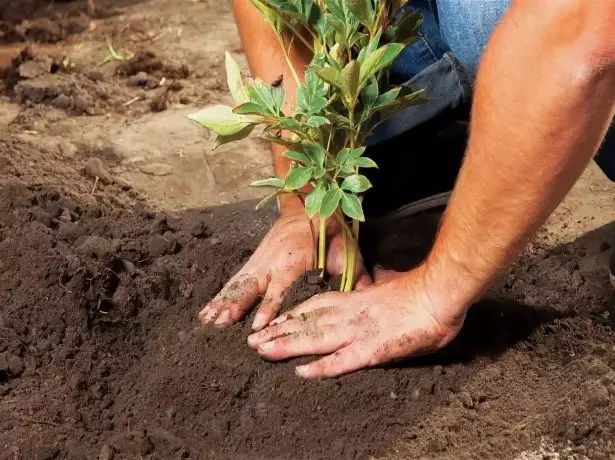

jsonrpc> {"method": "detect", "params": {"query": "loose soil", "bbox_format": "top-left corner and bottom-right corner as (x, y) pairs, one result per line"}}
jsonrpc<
(2, 1), (615, 459)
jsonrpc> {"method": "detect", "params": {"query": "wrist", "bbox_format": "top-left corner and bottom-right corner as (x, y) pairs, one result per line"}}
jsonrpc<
(420, 244), (487, 314)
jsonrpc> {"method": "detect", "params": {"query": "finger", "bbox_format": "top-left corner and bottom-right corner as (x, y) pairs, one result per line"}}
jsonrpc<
(354, 268), (373, 290)
(256, 325), (350, 361)
(248, 306), (346, 348)
(268, 291), (343, 326)
(198, 274), (261, 328)
(251, 277), (291, 332)
(295, 345), (371, 379)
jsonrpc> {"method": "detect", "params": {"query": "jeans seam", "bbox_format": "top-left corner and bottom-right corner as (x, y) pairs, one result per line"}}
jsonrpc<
(443, 52), (471, 103)
(418, 32), (439, 63)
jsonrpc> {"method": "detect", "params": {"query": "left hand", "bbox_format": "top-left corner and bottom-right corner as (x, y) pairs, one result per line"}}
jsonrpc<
(247, 265), (469, 378)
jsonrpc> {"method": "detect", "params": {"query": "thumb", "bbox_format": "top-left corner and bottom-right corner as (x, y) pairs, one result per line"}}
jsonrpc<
(326, 232), (372, 289)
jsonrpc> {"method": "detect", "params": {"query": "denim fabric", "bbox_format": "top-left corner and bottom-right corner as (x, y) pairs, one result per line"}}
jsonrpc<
(370, 0), (615, 181)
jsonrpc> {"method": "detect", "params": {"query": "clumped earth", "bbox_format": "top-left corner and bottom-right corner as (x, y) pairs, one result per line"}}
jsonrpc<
(2, 1), (615, 460)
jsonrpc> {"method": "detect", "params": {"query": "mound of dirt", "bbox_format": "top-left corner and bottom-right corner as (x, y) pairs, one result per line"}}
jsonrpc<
(1, 181), (615, 459)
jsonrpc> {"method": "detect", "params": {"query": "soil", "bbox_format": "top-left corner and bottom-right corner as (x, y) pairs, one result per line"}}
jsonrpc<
(2, 1), (615, 460)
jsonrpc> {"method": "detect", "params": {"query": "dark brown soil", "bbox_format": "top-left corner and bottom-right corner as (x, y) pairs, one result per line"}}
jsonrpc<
(2, 0), (615, 459)
(1, 179), (615, 459)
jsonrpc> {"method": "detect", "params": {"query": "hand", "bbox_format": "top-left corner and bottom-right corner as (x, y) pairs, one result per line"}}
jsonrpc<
(198, 209), (371, 331)
(246, 266), (468, 378)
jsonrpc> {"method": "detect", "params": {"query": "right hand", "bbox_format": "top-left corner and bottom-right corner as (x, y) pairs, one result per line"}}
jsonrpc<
(198, 208), (372, 332)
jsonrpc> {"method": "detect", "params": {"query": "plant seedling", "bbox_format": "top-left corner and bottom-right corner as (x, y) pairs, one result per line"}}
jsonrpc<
(190, 0), (426, 292)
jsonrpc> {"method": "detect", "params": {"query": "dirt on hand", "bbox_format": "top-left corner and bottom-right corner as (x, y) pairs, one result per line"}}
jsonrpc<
(1, 0), (615, 459)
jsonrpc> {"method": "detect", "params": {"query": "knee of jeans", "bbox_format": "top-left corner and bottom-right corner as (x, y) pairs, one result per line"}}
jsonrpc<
(435, 0), (510, 75)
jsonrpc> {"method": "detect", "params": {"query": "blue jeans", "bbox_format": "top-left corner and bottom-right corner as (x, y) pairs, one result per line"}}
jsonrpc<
(367, 0), (615, 181)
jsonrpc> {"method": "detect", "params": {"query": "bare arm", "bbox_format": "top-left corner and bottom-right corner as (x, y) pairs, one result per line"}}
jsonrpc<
(426, 0), (615, 306)
(232, 0), (312, 214)
(250, 0), (615, 379)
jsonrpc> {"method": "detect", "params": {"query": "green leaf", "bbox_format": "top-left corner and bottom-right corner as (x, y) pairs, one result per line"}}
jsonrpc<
(341, 174), (372, 193)
(359, 43), (405, 86)
(250, 0), (282, 32)
(302, 142), (326, 167)
(285, 166), (314, 190)
(349, 146), (367, 161)
(341, 192), (365, 221)
(272, 117), (303, 131)
(233, 102), (268, 116)
(361, 77), (379, 112)
(373, 87), (401, 111)
(250, 177), (285, 188)
(225, 52), (248, 105)
(315, 66), (343, 89)
(393, 9), (423, 45)
(341, 60), (360, 108)
(305, 182), (326, 218)
(320, 187), (342, 219)
(213, 125), (255, 150)
(306, 115), (330, 128)
(354, 156), (378, 168)
(189, 105), (253, 136)
(246, 79), (284, 115)
(346, 0), (373, 27)
(283, 150), (311, 164)
(337, 146), (365, 165)
(297, 70), (328, 115)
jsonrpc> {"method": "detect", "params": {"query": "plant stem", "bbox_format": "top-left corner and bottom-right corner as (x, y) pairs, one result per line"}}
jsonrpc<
(318, 217), (327, 273)
(343, 219), (360, 292)
(274, 31), (301, 86)
(280, 17), (315, 53)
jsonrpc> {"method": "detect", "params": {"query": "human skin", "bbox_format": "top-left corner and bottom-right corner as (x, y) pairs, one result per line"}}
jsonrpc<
(202, 0), (615, 378)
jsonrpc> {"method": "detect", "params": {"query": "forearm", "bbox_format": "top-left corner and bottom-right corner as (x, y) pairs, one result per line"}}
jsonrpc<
(424, 0), (615, 307)
(232, 0), (312, 213)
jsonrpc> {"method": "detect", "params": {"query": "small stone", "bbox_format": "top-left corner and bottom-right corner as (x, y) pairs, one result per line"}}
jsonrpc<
(7, 355), (24, 377)
(457, 391), (474, 409)
(139, 162), (173, 176)
(98, 444), (115, 460)
(389, 391), (398, 400)
(410, 388), (420, 401)
(51, 93), (71, 110)
(166, 407), (175, 418)
(18, 56), (53, 79)
(209, 237), (220, 246)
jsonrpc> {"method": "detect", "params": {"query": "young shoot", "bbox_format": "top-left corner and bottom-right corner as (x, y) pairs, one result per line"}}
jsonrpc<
(189, 0), (426, 292)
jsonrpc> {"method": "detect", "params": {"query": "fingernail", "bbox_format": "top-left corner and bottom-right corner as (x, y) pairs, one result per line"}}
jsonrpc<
(203, 308), (218, 324)
(258, 342), (274, 353)
(247, 333), (258, 347)
(215, 310), (230, 326)
(199, 306), (211, 320)
(251, 312), (267, 331)
(295, 365), (309, 377)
